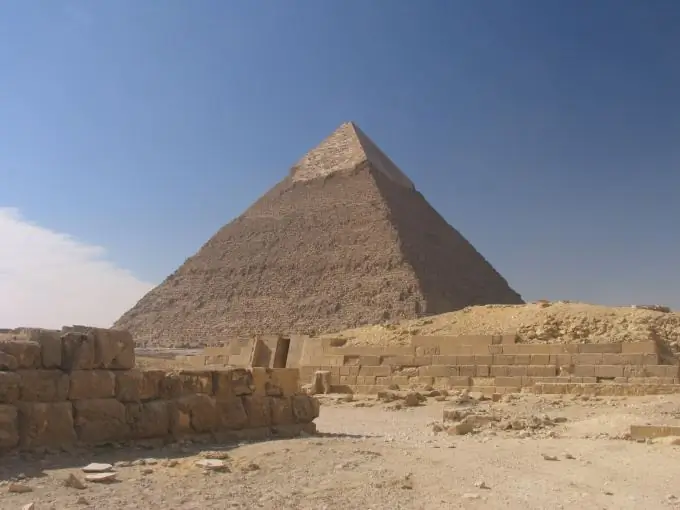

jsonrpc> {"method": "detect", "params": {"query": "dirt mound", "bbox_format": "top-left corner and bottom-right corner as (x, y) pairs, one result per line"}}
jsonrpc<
(325, 301), (680, 351)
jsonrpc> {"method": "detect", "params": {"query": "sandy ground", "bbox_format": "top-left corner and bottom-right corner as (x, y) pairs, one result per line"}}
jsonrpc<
(3, 392), (680, 509)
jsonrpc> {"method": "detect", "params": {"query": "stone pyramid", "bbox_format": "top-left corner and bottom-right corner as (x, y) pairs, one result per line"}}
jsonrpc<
(115, 122), (523, 346)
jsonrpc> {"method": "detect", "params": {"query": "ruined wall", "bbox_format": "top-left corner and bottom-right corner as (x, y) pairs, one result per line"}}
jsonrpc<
(171, 332), (680, 397)
(0, 328), (319, 453)
(179, 335), (307, 370)
(297, 334), (680, 397)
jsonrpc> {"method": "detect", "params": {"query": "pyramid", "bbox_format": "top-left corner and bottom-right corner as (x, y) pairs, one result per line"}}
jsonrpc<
(115, 122), (523, 346)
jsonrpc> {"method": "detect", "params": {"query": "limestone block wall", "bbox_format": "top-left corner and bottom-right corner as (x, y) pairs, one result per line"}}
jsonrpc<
(0, 328), (319, 453)
(298, 334), (680, 396)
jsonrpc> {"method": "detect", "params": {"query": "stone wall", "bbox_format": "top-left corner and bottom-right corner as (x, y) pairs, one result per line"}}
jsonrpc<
(170, 332), (680, 397)
(0, 328), (319, 453)
(298, 334), (680, 397)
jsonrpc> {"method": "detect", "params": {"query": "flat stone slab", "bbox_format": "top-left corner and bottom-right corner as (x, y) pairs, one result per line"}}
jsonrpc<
(82, 463), (113, 473)
(85, 472), (117, 483)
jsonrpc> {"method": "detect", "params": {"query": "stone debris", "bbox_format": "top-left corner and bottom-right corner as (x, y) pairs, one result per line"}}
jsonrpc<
(440, 396), (568, 437)
(8, 483), (32, 493)
(377, 390), (427, 408)
(85, 472), (117, 483)
(82, 462), (113, 473)
(64, 473), (86, 490)
(447, 421), (476, 436)
(195, 459), (230, 472)
(652, 436), (680, 445)
(474, 480), (490, 489)
(238, 462), (260, 473)
(22, 503), (35, 510)
(404, 393), (421, 407)
(542, 454), (559, 461)
(201, 450), (230, 460)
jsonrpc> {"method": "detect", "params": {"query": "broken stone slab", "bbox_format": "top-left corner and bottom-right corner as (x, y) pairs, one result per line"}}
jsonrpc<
(195, 459), (230, 472)
(85, 472), (117, 483)
(82, 462), (113, 473)
(8, 482), (32, 493)
(447, 421), (475, 435)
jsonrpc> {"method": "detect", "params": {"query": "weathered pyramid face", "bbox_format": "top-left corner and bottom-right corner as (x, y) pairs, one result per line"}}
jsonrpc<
(115, 122), (523, 346)
(290, 122), (415, 189)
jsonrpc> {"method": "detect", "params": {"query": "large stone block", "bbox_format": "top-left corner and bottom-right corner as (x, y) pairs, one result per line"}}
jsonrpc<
(28, 330), (62, 368)
(213, 368), (254, 397)
(242, 396), (271, 428)
(0, 340), (41, 369)
(177, 370), (213, 394)
(0, 404), (18, 450)
(0, 372), (21, 404)
(61, 332), (95, 370)
(271, 369), (300, 397)
(270, 397), (294, 425)
(252, 368), (298, 397)
(19, 370), (70, 402)
(69, 370), (115, 400)
(291, 395), (320, 423)
(115, 369), (163, 402)
(171, 395), (218, 436)
(251, 367), (272, 396)
(159, 372), (184, 399)
(91, 328), (135, 369)
(216, 396), (249, 430)
(18, 402), (77, 449)
(126, 401), (171, 439)
(0, 352), (18, 371)
(73, 398), (128, 443)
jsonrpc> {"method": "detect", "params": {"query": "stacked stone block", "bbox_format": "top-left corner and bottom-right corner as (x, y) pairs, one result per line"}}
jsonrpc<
(0, 328), (319, 453)
(297, 334), (680, 396)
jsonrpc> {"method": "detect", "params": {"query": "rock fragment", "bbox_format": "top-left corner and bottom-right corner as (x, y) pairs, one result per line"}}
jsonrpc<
(64, 473), (86, 490)
(82, 462), (113, 473)
(8, 483), (32, 493)
(85, 472), (117, 483)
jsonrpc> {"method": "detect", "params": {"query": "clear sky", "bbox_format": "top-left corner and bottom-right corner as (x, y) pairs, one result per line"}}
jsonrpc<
(1, 1), (679, 328)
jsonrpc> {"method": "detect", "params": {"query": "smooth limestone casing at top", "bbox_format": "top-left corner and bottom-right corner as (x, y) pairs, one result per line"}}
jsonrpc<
(180, 333), (680, 397)
(0, 327), (319, 453)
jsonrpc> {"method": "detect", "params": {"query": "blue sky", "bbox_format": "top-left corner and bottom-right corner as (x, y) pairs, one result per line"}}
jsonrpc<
(1, 1), (679, 326)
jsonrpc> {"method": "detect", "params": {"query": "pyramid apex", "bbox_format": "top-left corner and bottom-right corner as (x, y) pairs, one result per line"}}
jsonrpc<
(290, 122), (415, 189)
